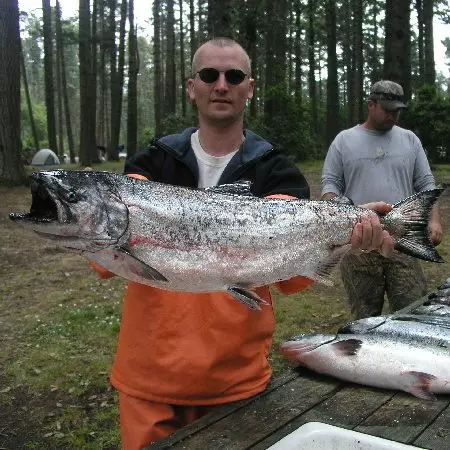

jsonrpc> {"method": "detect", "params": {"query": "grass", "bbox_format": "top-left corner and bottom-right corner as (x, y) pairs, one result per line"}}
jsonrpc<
(1, 161), (450, 448)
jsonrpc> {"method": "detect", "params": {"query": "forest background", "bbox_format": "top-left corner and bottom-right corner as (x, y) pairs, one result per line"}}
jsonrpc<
(2, 0), (450, 184)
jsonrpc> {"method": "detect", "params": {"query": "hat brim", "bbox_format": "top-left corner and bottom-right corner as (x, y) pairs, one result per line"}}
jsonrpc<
(378, 99), (407, 111)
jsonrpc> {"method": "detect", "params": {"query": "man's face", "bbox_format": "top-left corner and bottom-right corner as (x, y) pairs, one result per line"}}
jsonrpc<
(187, 43), (254, 126)
(367, 100), (402, 131)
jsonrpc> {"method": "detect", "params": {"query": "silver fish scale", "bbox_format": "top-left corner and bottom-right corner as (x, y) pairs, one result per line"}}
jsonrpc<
(119, 178), (365, 292)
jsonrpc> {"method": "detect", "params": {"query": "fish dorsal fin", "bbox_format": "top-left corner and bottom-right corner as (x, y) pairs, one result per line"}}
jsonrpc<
(205, 180), (254, 197)
(331, 338), (363, 356)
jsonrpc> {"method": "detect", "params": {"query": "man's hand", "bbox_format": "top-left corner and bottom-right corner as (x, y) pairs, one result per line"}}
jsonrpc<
(429, 221), (442, 246)
(351, 202), (394, 258)
(429, 206), (442, 246)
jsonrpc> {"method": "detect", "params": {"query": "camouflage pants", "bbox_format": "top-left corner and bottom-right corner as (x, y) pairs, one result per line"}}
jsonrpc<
(340, 251), (427, 319)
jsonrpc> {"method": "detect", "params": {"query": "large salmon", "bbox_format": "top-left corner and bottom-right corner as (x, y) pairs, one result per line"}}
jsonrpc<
(9, 170), (444, 310)
(280, 331), (450, 400)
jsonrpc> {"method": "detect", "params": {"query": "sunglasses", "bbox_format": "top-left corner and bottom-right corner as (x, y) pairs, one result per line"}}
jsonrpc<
(195, 68), (248, 85)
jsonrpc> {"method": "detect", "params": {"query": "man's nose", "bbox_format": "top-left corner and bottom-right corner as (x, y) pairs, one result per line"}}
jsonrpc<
(214, 73), (229, 91)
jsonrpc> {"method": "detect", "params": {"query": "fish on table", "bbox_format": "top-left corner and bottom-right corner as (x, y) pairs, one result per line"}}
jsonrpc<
(338, 314), (450, 347)
(280, 330), (450, 401)
(9, 170), (445, 311)
(412, 304), (450, 316)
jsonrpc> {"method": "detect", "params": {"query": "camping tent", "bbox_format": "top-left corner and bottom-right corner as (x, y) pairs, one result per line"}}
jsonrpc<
(30, 149), (60, 166)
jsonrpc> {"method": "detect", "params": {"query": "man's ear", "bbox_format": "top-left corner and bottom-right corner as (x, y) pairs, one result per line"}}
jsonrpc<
(187, 78), (195, 102)
(247, 78), (255, 100)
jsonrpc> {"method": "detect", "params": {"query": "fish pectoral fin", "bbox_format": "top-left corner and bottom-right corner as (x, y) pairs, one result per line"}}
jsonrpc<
(331, 338), (362, 356)
(227, 286), (268, 311)
(401, 371), (437, 401)
(116, 248), (168, 282)
(311, 244), (352, 285)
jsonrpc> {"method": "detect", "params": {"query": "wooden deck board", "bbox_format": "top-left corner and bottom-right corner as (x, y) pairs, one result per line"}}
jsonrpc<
(413, 402), (450, 449)
(354, 393), (450, 446)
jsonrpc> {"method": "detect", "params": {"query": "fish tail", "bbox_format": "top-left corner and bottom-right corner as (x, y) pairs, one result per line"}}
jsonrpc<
(382, 188), (445, 263)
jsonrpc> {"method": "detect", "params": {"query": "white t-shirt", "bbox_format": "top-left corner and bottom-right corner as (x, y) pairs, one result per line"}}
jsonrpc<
(191, 130), (239, 188)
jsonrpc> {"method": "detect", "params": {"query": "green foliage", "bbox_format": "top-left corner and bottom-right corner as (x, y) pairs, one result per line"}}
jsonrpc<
(247, 86), (320, 161)
(139, 127), (155, 148)
(20, 96), (48, 161)
(159, 112), (197, 136)
(404, 85), (450, 163)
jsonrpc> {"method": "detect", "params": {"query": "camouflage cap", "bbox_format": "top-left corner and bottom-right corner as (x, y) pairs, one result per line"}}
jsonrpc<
(369, 80), (406, 110)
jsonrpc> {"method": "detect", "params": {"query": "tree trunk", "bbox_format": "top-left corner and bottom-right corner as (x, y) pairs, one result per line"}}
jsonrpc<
(353, 0), (364, 123)
(56, 0), (75, 163)
(127, 0), (138, 158)
(98, 0), (108, 150)
(416, 0), (424, 84)
(179, 0), (187, 117)
(264, 0), (287, 123)
(0, 0), (26, 185)
(55, 2), (64, 159)
(153, 0), (163, 136)
(79, 0), (95, 166)
(109, 0), (127, 160)
(383, 0), (411, 101)
(307, 0), (318, 135)
(294, 0), (303, 106)
(20, 41), (40, 153)
(164, 0), (176, 118)
(326, 0), (339, 148)
(189, 0), (196, 64)
(42, 0), (58, 154)
(423, 0), (435, 85)
(237, 0), (259, 118)
(107, 0), (118, 158)
(367, 0), (381, 84)
(208, 0), (232, 38)
(90, 0), (99, 162)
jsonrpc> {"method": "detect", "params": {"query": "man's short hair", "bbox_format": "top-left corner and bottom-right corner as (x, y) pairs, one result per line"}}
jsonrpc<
(191, 38), (251, 75)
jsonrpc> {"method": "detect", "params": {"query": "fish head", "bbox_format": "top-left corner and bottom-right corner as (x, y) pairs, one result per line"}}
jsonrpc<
(9, 170), (129, 252)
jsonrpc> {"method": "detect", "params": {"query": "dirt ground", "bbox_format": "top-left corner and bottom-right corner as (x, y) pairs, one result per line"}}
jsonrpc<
(1, 165), (450, 448)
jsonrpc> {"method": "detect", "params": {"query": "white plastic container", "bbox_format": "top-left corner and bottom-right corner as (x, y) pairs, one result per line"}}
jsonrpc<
(267, 422), (424, 450)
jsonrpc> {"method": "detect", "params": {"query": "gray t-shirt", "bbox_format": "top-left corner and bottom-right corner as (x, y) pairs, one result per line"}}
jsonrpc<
(321, 124), (436, 205)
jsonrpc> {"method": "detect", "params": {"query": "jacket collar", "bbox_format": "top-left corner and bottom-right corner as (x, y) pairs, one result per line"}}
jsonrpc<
(156, 127), (273, 161)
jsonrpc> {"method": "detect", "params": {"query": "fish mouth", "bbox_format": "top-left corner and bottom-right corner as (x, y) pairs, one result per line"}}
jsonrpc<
(9, 180), (59, 224)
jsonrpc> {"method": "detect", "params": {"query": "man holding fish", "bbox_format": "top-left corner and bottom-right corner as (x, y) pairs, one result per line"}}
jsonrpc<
(9, 36), (445, 446)
(95, 38), (395, 448)
(321, 80), (442, 320)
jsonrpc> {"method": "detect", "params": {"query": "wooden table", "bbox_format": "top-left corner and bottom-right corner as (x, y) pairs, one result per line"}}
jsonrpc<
(150, 296), (450, 449)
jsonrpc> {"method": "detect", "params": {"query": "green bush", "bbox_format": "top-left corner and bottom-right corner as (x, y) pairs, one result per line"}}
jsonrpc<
(405, 85), (450, 163)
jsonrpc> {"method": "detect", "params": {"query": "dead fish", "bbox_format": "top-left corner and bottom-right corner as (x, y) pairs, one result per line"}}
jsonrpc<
(338, 314), (450, 347)
(9, 170), (445, 310)
(280, 332), (450, 400)
(413, 305), (450, 316)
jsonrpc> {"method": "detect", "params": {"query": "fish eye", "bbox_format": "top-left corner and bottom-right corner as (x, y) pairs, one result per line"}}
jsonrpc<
(67, 191), (77, 203)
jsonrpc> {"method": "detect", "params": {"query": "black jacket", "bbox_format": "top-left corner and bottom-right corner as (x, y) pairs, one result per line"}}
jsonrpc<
(124, 128), (310, 199)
